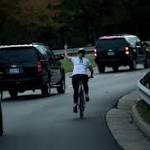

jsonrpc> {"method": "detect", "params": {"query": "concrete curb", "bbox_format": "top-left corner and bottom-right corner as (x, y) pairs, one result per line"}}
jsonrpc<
(131, 104), (150, 138)
(106, 91), (150, 150)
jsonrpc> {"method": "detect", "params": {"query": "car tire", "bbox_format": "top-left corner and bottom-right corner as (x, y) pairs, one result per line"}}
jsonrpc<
(41, 82), (51, 97)
(57, 79), (65, 94)
(8, 90), (18, 99)
(112, 66), (118, 72)
(129, 59), (136, 70)
(98, 65), (105, 73)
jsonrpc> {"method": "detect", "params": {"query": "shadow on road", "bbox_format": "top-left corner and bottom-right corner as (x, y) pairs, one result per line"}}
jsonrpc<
(95, 67), (144, 75)
(2, 93), (59, 102)
(72, 116), (97, 122)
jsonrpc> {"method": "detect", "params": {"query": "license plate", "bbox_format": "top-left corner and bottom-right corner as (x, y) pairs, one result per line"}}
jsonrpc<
(9, 68), (20, 74)
(107, 52), (115, 56)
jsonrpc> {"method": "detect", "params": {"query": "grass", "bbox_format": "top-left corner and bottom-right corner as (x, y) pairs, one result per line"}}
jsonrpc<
(136, 100), (150, 124)
(61, 54), (96, 73)
(61, 58), (73, 73)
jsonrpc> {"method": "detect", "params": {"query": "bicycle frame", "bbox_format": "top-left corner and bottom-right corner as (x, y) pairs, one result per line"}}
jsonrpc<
(78, 81), (85, 119)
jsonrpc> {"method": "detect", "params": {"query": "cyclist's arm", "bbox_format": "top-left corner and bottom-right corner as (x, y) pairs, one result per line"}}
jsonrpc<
(65, 49), (72, 62)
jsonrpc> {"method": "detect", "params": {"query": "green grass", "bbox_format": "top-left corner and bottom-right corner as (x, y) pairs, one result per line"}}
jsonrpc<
(61, 58), (73, 73)
(61, 54), (96, 73)
(136, 100), (150, 124)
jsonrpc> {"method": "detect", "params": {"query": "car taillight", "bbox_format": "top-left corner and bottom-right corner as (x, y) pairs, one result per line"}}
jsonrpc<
(0, 71), (4, 76)
(125, 47), (129, 55)
(94, 48), (97, 57)
(37, 60), (43, 73)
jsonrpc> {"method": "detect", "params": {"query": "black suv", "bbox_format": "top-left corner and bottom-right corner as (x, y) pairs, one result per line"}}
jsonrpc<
(94, 34), (150, 73)
(0, 43), (65, 98)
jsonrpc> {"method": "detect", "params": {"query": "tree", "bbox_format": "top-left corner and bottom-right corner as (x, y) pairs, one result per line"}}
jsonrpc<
(57, 0), (130, 45)
(0, 0), (150, 47)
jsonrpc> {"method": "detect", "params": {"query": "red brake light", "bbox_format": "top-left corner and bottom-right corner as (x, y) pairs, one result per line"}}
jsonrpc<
(125, 51), (129, 55)
(94, 53), (97, 57)
(125, 47), (129, 51)
(125, 47), (129, 55)
(37, 60), (43, 73)
(94, 48), (97, 57)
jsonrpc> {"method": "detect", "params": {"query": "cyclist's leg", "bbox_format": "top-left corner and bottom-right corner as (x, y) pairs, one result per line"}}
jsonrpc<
(81, 75), (90, 101)
(72, 75), (80, 112)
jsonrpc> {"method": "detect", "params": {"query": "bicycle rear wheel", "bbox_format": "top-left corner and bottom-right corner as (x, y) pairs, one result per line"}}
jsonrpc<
(79, 88), (85, 119)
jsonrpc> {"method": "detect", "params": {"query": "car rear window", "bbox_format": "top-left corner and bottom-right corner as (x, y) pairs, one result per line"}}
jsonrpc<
(96, 38), (128, 50)
(0, 47), (38, 65)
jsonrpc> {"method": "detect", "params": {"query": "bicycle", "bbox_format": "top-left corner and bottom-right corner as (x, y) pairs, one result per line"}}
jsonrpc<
(70, 75), (93, 119)
(77, 76), (92, 119)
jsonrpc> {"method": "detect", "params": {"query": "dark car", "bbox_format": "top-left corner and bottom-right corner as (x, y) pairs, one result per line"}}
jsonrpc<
(0, 43), (65, 98)
(94, 34), (150, 73)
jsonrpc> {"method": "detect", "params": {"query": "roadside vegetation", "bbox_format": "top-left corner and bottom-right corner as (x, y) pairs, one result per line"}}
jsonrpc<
(0, 0), (150, 48)
(136, 100), (150, 124)
(61, 54), (96, 73)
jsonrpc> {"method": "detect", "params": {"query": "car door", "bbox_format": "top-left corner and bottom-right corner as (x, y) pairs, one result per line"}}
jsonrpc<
(48, 51), (62, 85)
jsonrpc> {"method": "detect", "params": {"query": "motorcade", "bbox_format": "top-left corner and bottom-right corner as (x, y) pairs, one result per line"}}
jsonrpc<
(94, 34), (150, 72)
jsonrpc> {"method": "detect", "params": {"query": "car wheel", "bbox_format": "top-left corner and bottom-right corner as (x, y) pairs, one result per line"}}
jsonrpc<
(8, 89), (18, 99)
(112, 66), (118, 72)
(57, 79), (65, 94)
(41, 82), (51, 97)
(129, 59), (136, 70)
(98, 65), (105, 73)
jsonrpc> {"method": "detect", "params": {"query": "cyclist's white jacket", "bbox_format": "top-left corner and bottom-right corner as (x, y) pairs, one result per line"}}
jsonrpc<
(70, 57), (91, 76)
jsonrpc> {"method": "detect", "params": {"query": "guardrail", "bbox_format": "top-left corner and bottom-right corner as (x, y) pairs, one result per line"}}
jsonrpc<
(138, 71), (150, 105)
(52, 46), (94, 55)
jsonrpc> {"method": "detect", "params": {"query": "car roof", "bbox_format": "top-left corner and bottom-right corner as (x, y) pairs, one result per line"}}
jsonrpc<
(0, 43), (40, 49)
(0, 44), (38, 48)
(99, 34), (138, 40)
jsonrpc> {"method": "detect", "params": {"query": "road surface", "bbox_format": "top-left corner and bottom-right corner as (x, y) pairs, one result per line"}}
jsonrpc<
(0, 66), (149, 150)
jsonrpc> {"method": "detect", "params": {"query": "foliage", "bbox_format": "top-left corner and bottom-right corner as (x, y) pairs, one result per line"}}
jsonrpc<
(137, 100), (150, 124)
(0, 0), (150, 46)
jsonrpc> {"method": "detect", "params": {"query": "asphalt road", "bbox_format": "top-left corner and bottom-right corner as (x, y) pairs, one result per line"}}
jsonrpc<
(0, 66), (149, 150)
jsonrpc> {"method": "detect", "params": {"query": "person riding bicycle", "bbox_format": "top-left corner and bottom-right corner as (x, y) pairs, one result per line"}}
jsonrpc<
(64, 44), (94, 113)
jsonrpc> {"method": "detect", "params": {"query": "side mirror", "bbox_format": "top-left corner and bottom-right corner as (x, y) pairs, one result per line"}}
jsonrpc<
(141, 41), (146, 46)
(136, 42), (142, 48)
(136, 41), (141, 45)
(55, 54), (64, 60)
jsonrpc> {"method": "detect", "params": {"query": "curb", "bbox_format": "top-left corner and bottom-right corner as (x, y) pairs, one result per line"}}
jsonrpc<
(131, 104), (150, 138)
(106, 91), (150, 150)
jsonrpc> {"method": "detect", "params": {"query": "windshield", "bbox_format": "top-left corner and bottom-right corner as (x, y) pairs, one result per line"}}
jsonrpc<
(96, 38), (128, 50)
(0, 47), (38, 65)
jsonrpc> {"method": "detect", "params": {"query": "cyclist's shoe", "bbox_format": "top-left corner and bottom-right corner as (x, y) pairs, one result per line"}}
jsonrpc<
(86, 97), (90, 102)
(73, 105), (78, 113)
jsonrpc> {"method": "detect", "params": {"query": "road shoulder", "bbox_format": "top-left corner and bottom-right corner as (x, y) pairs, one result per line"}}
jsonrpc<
(106, 90), (150, 150)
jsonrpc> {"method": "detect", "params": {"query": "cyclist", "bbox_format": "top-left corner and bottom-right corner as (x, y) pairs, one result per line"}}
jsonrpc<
(64, 44), (94, 113)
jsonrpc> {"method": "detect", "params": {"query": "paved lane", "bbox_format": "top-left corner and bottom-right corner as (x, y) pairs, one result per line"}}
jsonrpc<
(0, 66), (149, 150)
